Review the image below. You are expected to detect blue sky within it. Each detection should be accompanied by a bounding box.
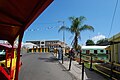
[23,0,120,46]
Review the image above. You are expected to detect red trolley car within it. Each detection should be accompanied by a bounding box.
[0,0,53,80]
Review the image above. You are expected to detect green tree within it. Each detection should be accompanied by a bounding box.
[96,38,109,46]
[86,39,95,46]
[58,16,94,50]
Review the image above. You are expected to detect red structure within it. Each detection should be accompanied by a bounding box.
[0,0,53,80]
[0,43,16,80]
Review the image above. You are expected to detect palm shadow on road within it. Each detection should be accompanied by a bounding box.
[38,57,59,63]
[38,56,76,78]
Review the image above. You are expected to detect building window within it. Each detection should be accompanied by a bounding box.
[94,50,97,54]
[100,50,104,53]
[41,42,44,44]
[86,50,90,54]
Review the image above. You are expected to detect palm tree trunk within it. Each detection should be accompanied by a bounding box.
[74,33,78,50]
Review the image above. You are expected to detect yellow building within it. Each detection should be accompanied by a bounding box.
[108,32,120,63]
[25,40,68,53]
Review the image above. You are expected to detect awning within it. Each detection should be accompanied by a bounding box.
[0,0,53,44]
[105,45,111,50]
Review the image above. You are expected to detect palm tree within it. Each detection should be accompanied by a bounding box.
[58,16,94,50]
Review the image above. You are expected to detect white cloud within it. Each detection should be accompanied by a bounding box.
[91,34,106,43]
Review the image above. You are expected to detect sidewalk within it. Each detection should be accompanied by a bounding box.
[58,57,107,80]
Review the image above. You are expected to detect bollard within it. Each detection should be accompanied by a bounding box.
[79,52,82,65]
[81,62,84,80]
[68,57,72,70]
[89,54,93,71]
[62,53,64,64]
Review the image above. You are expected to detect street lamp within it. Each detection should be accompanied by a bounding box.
[58,21,65,64]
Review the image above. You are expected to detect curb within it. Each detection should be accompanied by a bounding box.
[58,60,79,80]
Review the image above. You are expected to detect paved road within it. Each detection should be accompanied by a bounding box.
[19,53,76,80]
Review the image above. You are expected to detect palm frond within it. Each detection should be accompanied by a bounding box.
[78,16,86,26]
[79,16,86,22]
[69,16,75,21]
[79,25,94,32]
[69,16,87,31]
[69,16,77,26]
[58,26,71,33]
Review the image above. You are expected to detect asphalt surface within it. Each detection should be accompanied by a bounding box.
[19,52,76,80]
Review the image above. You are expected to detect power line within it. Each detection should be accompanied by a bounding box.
[26,26,58,32]
[108,0,119,38]
[26,21,61,32]
[26,19,67,32]
[36,21,58,25]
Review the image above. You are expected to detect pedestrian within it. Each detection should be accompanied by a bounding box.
[58,45,63,60]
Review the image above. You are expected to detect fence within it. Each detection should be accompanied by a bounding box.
[78,54,120,80]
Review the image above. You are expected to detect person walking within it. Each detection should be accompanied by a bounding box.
[58,45,63,60]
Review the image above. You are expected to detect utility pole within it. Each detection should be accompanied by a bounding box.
[58,21,65,64]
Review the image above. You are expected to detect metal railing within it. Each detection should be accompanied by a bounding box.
[80,54,120,80]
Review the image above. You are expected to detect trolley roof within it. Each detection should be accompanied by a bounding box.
[0,0,53,44]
